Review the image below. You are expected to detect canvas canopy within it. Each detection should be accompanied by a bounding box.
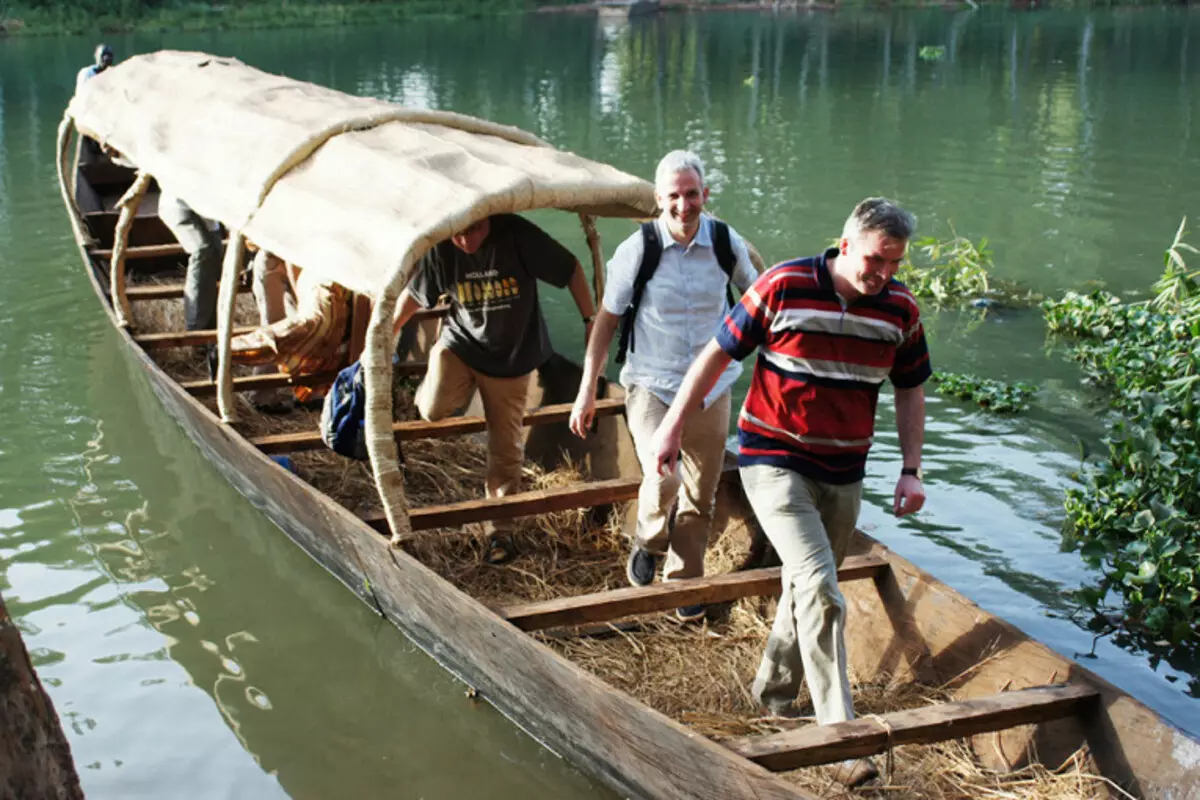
[62,50,659,548]
[67,50,656,298]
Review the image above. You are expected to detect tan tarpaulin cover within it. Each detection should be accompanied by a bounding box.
[66,50,657,545]
[68,50,656,297]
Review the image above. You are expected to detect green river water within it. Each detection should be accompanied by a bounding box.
[1,7,1198,797]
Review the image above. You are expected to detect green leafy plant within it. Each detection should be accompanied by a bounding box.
[898,233,993,305]
[1044,218,1200,657]
[931,371,1037,413]
[1150,216,1200,311]
[918,45,945,62]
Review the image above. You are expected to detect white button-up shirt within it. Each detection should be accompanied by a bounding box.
[603,214,758,408]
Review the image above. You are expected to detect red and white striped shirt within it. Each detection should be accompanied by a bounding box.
[717,249,931,484]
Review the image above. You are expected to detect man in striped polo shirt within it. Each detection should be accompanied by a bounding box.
[651,197,930,788]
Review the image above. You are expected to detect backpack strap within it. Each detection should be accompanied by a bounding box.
[712,219,737,309]
[615,221,663,364]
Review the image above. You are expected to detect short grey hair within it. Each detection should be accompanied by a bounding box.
[655,150,705,189]
[842,197,916,242]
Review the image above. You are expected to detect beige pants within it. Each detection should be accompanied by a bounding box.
[416,340,531,532]
[740,464,861,724]
[625,385,731,581]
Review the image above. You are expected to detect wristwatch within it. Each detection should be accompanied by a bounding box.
[901,466,923,481]
[582,314,595,324]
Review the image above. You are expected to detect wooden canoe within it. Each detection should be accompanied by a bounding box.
[61,134,1200,800]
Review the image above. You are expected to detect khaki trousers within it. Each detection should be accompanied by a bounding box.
[625,385,731,581]
[740,464,861,724]
[416,341,531,533]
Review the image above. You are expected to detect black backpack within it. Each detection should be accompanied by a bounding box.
[615,219,737,364]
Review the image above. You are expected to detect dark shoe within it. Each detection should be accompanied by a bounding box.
[204,343,219,381]
[484,533,517,565]
[625,547,659,587]
[832,758,879,789]
[675,604,707,622]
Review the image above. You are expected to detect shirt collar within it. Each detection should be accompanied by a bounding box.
[655,214,712,252]
[815,246,891,302]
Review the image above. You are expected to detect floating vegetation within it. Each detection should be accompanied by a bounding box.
[918,45,946,62]
[899,231,1038,309]
[1044,218,1199,656]
[931,371,1037,413]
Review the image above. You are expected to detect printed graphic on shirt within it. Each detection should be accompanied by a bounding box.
[454,271,521,310]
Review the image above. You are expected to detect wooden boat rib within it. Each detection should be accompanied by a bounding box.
[59,52,1200,799]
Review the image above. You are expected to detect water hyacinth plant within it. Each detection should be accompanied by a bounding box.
[931,372,1037,413]
[898,230,1038,309]
[1044,218,1200,655]
[899,233,993,305]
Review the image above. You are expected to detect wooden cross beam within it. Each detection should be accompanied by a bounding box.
[251,398,626,453]
[500,555,889,632]
[723,683,1100,771]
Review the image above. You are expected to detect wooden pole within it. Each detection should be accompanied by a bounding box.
[580,214,605,308]
[109,172,153,329]
[215,230,247,423]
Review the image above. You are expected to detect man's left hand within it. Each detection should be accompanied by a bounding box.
[893,475,925,517]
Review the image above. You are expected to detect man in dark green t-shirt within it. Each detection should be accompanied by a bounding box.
[392,214,597,562]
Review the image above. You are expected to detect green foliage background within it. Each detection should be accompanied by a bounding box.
[1043,220,1200,655]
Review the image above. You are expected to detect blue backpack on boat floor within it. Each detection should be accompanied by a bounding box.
[615,219,737,364]
[321,361,370,460]
[320,360,406,464]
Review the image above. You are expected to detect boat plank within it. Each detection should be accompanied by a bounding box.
[724,683,1100,771]
[250,398,626,453]
[365,477,640,533]
[135,327,257,349]
[91,242,189,260]
[127,282,250,301]
[501,555,888,631]
[180,362,428,397]
[181,371,340,397]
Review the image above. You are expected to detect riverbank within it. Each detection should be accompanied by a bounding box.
[0,0,1083,38]
[0,0,535,37]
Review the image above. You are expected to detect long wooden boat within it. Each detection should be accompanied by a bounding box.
[58,51,1200,799]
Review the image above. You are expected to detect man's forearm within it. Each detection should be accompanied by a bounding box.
[391,289,424,338]
[894,386,926,469]
[567,262,597,319]
[580,309,620,392]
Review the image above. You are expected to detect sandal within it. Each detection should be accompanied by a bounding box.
[484,533,517,565]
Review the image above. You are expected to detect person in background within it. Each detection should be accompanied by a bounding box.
[568,150,757,622]
[390,214,596,564]
[231,248,355,406]
[76,44,114,91]
[75,44,115,164]
[650,197,931,789]
[158,192,223,341]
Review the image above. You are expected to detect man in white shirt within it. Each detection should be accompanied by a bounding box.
[569,150,757,619]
